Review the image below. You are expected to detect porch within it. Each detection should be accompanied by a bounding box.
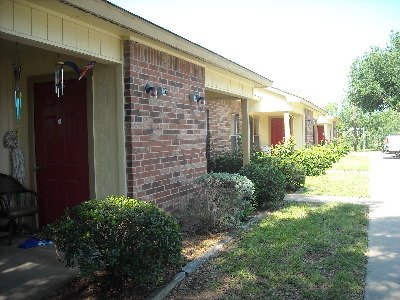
[0,35,125,228]
[0,234,77,299]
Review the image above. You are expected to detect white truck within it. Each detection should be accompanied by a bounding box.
[383,134,400,156]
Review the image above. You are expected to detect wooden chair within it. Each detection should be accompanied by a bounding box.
[0,173,39,245]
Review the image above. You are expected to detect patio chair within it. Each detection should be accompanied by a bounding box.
[0,173,39,245]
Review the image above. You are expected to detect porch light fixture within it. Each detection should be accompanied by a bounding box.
[144,83,157,96]
[157,86,168,96]
[189,93,205,103]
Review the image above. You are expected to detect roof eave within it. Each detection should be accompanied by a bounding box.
[59,0,273,88]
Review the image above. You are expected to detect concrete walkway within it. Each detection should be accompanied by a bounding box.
[0,234,77,300]
[364,152,400,299]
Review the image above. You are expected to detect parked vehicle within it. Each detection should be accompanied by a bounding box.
[383,134,400,156]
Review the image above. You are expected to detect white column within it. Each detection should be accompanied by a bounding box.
[241,99,250,165]
[324,124,329,142]
[284,112,291,143]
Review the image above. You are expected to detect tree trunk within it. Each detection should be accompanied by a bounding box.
[352,105,358,151]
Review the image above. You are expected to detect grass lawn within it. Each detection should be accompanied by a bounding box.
[302,153,370,197]
[331,153,369,171]
[168,202,368,299]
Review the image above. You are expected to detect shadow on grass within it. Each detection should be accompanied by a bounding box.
[169,202,368,300]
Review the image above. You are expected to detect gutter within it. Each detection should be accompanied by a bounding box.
[58,0,273,88]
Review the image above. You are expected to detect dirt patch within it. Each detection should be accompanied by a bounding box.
[46,232,228,299]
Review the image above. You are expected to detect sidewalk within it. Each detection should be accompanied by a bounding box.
[364,152,400,299]
[0,234,77,300]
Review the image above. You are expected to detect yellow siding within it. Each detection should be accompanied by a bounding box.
[48,15,63,44]
[0,0,14,31]
[205,69,253,99]
[0,0,122,63]
[14,2,31,35]
[31,9,47,40]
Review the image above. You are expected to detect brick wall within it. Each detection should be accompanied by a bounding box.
[124,40,207,212]
[304,108,314,146]
[206,99,242,156]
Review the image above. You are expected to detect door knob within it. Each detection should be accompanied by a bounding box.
[34,165,41,170]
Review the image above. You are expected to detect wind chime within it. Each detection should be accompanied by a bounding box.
[55,58,96,97]
[13,45,22,133]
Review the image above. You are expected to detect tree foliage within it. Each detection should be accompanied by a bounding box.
[348,31,400,112]
[338,97,400,150]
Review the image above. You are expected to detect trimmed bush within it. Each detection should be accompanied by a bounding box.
[290,146,334,176]
[207,151,243,174]
[252,155,305,192]
[186,173,254,233]
[240,161,286,209]
[43,196,182,290]
[275,158,306,192]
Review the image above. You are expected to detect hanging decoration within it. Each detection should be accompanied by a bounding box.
[4,131,26,184]
[55,61,64,97]
[13,63,22,121]
[55,60,96,97]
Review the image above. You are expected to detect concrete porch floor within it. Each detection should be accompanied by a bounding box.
[0,234,77,300]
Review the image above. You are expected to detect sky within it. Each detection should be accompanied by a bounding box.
[109,0,400,107]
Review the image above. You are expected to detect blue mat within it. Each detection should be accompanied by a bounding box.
[18,237,53,249]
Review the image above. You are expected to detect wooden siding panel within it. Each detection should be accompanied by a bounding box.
[32,9,47,40]
[205,69,253,99]
[48,15,63,45]
[14,3,31,35]
[63,20,77,48]
[0,0,13,31]
[76,26,89,52]
[89,29,101,55]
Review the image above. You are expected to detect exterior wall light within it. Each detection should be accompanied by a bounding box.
[144,83,157,96]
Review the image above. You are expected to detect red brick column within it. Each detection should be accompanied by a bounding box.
[123,40,206,212]
[207,99,242,156]
[304,108,314,146]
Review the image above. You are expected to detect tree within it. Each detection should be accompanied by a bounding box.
[324,102,339,116]
[348,31,400,112]
[338,97,400,150]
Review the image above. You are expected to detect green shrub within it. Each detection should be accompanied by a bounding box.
[270,137,296,158]
[43,196,182,290]
[251,155,305,192]
[275,158,306,192]
[291,146,334,176]
[208,151,243,174]
[239,162,286,209]
[186,173,254,233]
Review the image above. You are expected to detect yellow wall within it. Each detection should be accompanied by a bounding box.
[205,68,254,99]
[0,40,125,197]
[250,89,289,113]
[0,0,122,63]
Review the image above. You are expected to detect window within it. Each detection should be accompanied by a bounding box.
[231,114,239,152]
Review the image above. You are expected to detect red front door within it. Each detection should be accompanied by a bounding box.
[317,125,325,144]
[34,79,89,226]
[271,118,284,146]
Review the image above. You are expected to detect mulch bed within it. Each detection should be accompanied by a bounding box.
[46,232,228,299]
